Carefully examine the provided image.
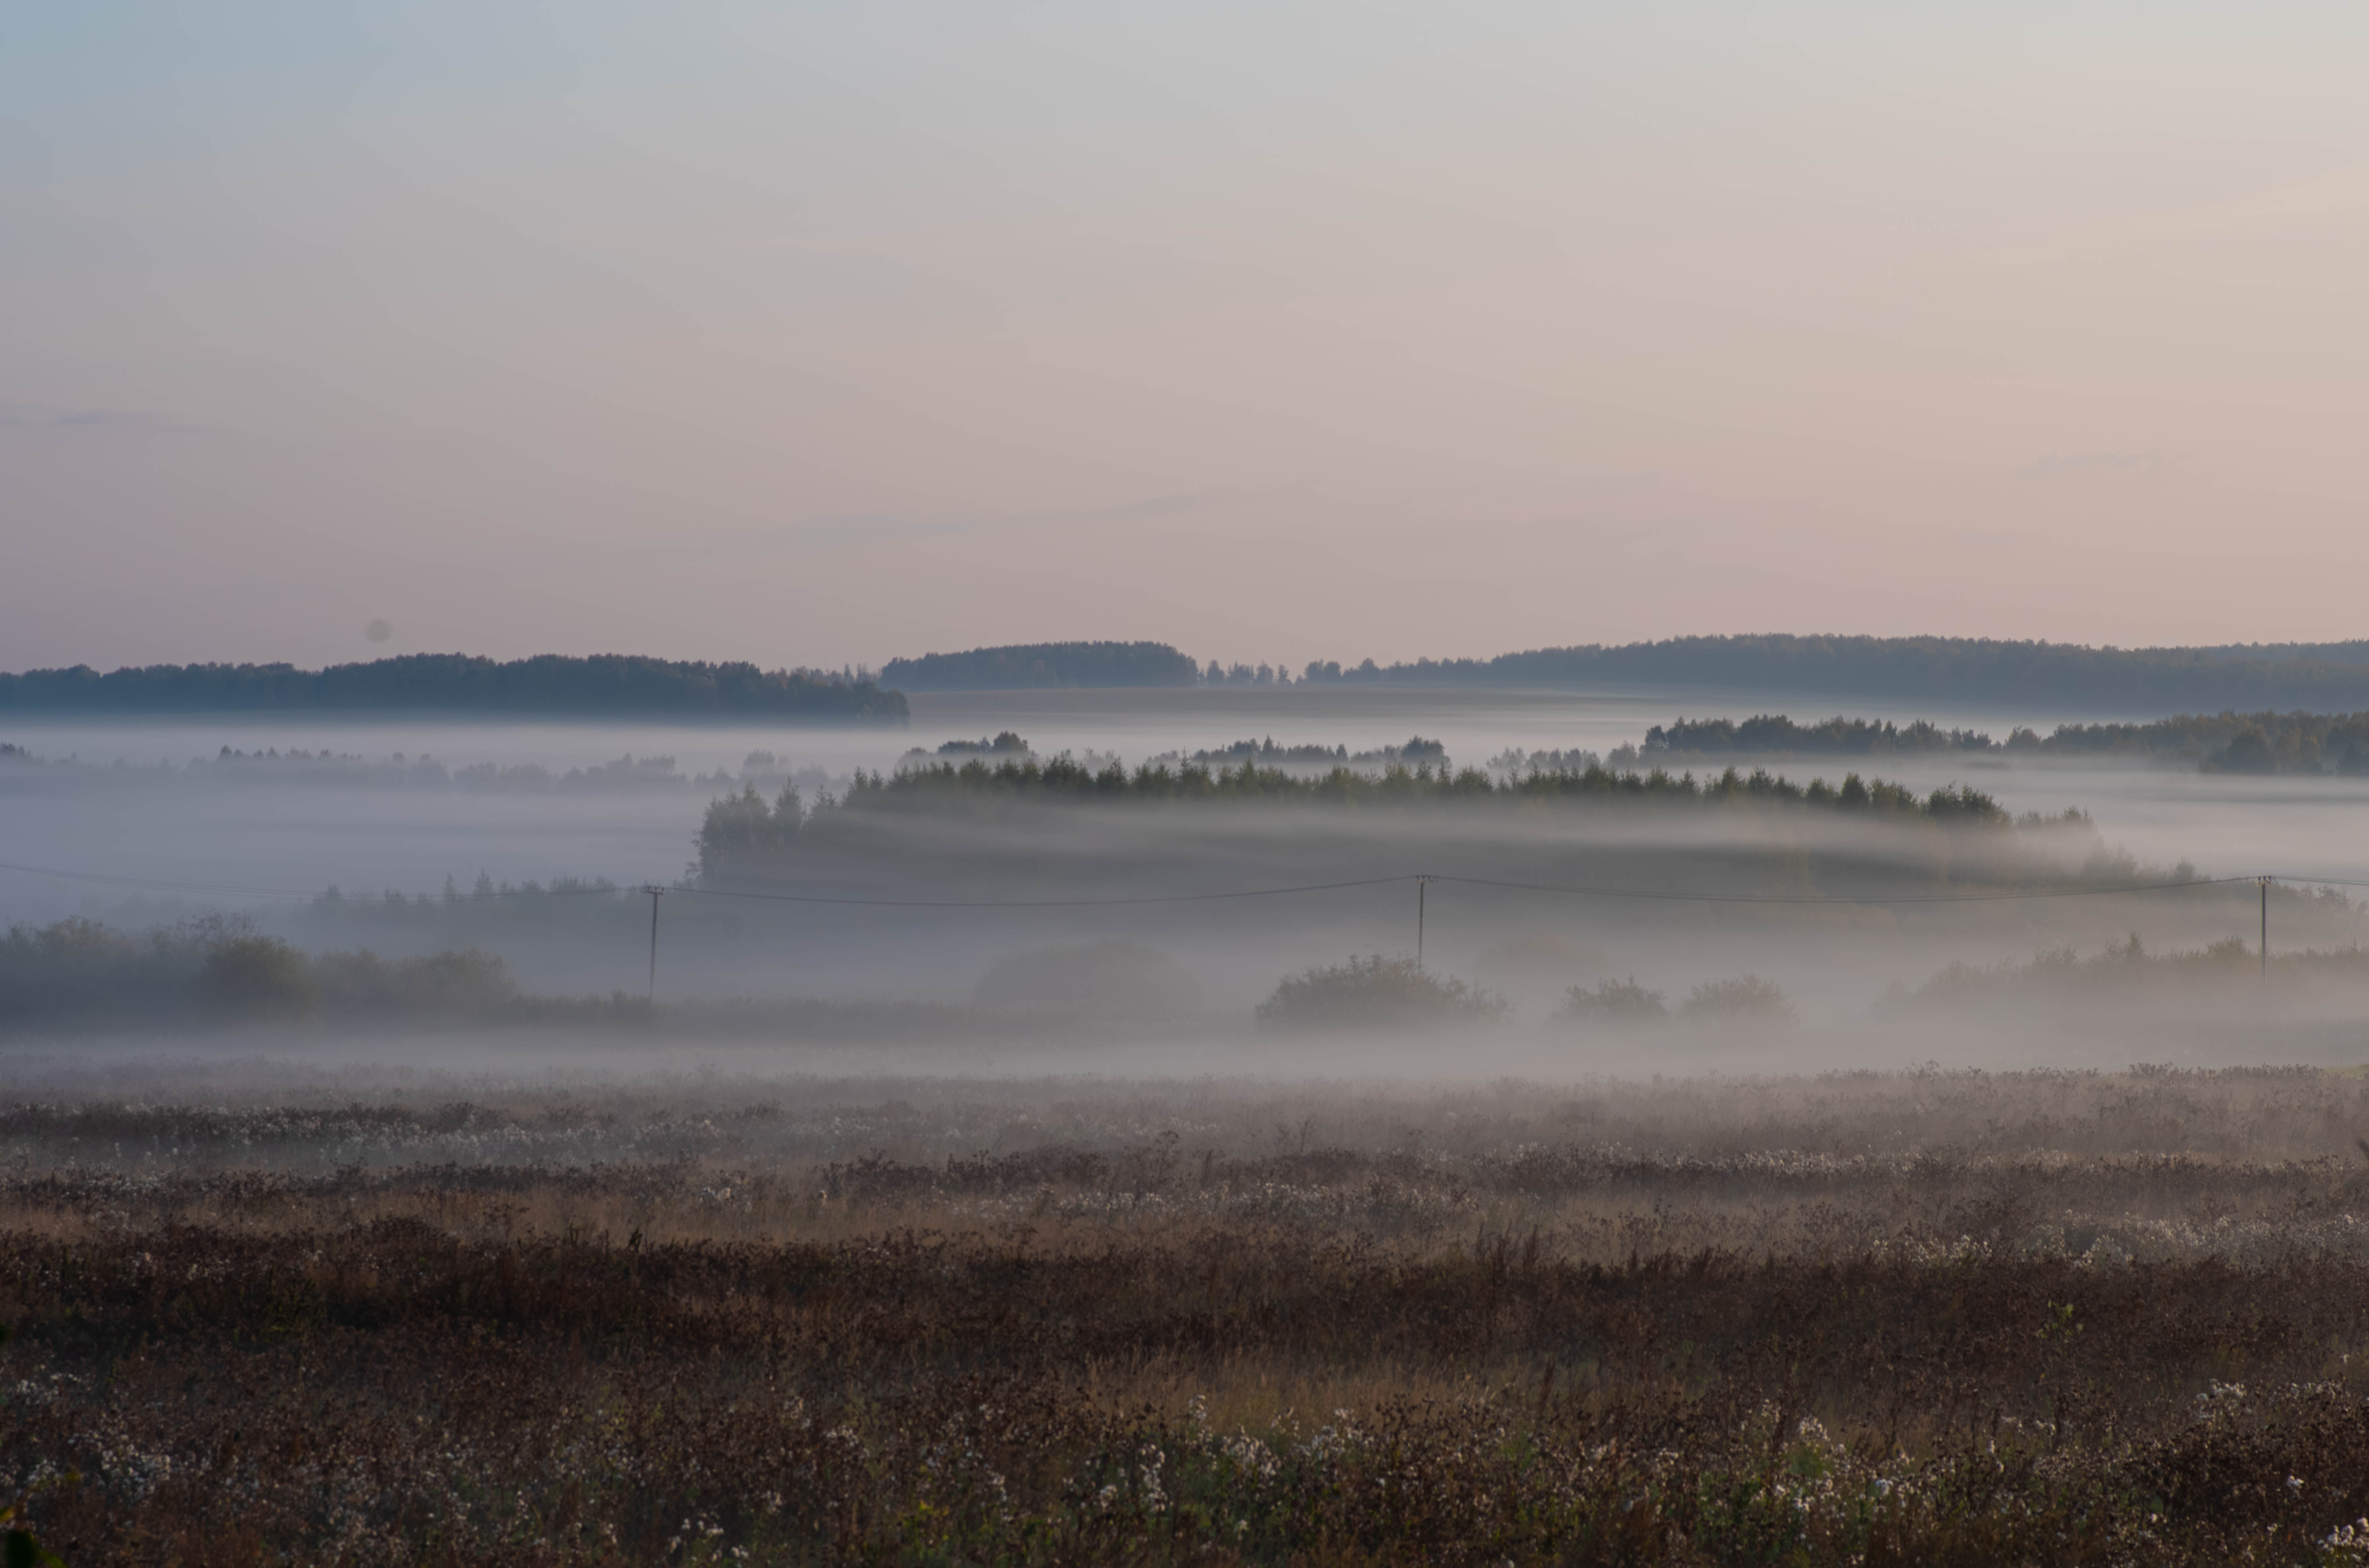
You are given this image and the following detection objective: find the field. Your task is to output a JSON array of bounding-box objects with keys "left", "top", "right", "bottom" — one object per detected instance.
[{"left": 9, "top": 1066, "right": 2369, "bottom": 1564}]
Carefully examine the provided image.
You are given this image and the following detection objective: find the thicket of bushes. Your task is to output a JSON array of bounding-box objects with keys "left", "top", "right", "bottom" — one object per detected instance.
[
  {"left": 1256, "top": 955, "right": 1507, "bottom": 1031},
  {"left": 0, "top": 918, "right": 520, "bottom": 1029},
  {"left": 1900, "top": 932, "right": 2369, "bottom": 1007},
  {"left": 1561, "top": 973, "right": 1796, "bottom": 1025},
  {"left": 1253, "top": 959, "right": 1803, "bottom": 1032}
]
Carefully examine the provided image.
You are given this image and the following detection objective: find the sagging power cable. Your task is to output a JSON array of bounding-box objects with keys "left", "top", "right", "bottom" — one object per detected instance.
[
  {"left": 1426, "top": 872, "right": 2263, "bottom": 906},
  {"left": 0, "top": 855, "right": 2331, "bottom": 911}
]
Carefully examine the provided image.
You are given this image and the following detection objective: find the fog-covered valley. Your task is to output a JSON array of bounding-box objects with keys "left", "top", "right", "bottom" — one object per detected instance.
[{"left": 8, "top": 687, "right": 2369, "bottom": 1075}]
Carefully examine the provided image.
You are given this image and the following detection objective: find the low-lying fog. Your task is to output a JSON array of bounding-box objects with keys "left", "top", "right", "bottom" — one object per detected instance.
[
  {"left": 9, "top": 684, "right": 2369, "bottom": 1075},
  {"left": 12, "top": 686, "right": 2369, "bottom": 906}
]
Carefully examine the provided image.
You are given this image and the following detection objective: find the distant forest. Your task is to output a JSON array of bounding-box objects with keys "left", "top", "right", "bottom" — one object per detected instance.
[
  {"left": 1293, "top": 635, "right": 2369, "bottom": 708},
  {"left": 1173, "top": 736, "right": 1450, "bottom": 767},
  {"left": 831, "top": 756, "right": 2017, "bottom": 818},
  {"left": 0, "top": 654, "right": 907, "bottom": 720},
  {"left": 1644, "top": 716, "right": 1996, "bottom": 757},
  {"left": 876, "top": 633, "right": 2369, "bottom": 707},
  {"left": 879, "top": 642, "right": 1200, "bottom": 691},
  {"left": 695, "top": 755, "right": 2053, "bottom": 880},
  {"left": 1640, "top": 709, "right": 2369, "bottom": 774},
  {"left": 2032, "top": 711, "right": 2369, "bottom": 774}
]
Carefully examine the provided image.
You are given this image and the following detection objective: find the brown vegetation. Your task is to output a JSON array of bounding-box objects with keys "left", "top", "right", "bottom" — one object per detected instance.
[{"left": 8, "top": 1068, "right": 2369, "bottom": 1562}]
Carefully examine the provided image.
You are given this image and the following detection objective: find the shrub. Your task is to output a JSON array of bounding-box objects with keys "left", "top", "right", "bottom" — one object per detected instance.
[
  {"left": 1559, "top": 976, "right": 1669, "bottom": 1024},
  {"left": 1256, "top": 955, "right": 1507, "bottom": 1031},
  {"left": 1679, "top": 974, "right": 1796, "bottom": 1023},
  {"left": 0, "top": 918, "right": 518, "bottom": 1031},
  {"left": 198, "top": 935, "right": 316, "bottom": 1018}
]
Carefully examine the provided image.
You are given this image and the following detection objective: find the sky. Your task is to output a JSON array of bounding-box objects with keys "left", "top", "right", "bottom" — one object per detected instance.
[{"left": 5, "top": 1, "right": 2369, "bottom": 674}]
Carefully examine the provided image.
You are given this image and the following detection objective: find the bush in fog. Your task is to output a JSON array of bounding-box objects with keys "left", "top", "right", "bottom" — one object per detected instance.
[
  {"left": 0, "top": 918, "right": 518, "bottom": 1030},
  {"left": 1558, "top": 976, "right": 1670, "bottom": 1024},
  {"left": 310, "top": 948, "right": 517, "bottom": 1015},
  {"left": 1901, "top": 933, "right": 2369, "bottom": 1007},
  {"left": 1678, "top": 974, "right": 1795, "bottom": 1023},
  {"left": 1256, "top": 955, "right": 1507, "bottom": 1031},
  {"left": 197, "top": 935, "right": 317, "bottom": 1018}
]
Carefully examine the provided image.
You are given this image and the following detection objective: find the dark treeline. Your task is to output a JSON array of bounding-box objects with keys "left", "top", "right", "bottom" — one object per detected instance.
[
  {"left": 0, "top": 653, "right": 907, "bottom": 719},
  {"left": 695, "top": 755, "right": 2055, "bottom": 882},
  {"left": 1900, "top": 931, "right": 2369, "bottom": 1009},
  {"left": 1175, "top": 735, "right": 1449, "bottom": 767},
  {"left": 837, "top": 755, "right": 2015, "bottom": 818},
  {"left": 1645, "top": 715, "right": 1995, "bottom": 756},
  {"left": 0, "top": 916, "right": 1149, "bottom": 1040},
  {"left": 1294, "top": 634, "right": 2369, "bottom": 707},
  {"left": 2034, "top": 709, "right": 2369, "bottom": 774},
  {"left": 0, "top": 744, "right": 760, "bottom": 794},
  {"left": 2187, "top": 640, "right": 2369, "bottom": 667},
  {"left": 1641, "top": 709, "right": 2369, "bottom": 774},
  {"left": 0, "top": 916, "right": 528, "bottom": 1030},
  {"left": 880, "top": 641, "right": 1201, "bottom": 690}
]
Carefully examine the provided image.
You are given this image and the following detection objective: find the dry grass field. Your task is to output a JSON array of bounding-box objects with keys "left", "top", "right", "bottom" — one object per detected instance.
[{"left": 9, "top": 1066, "right": 2369, "bottom": 1563}]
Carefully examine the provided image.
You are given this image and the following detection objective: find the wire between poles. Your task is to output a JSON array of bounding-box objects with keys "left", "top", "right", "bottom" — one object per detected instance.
[
  {"left": 680, "top": 875, "right": 1423, "bottom": 909},
  {"left": 0, "top": 858, "right": 2350, "bottom": 912},
  {"left": 1425, "top": 872, "right": 2264, "bottom": 907}
]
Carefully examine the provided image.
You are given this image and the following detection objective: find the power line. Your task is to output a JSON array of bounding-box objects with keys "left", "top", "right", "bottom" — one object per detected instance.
[
  {"left": 0, "top": 859, "right": 622, "bottom": 903},
  {"left": 0, "top": 855, "right": 2330, "bottom": 911},
  {"left": 0, "top": 859, "right": 324, "bottom": 903},
  {"left": 1425, "top": 872, "right": 2264, "bottom": 906},
  {"left": 680, "top": 875, "right": 1421, "bottom": 909},
  {"left": 10, "top": 855, "right": 2349, "bottom": 1001}
]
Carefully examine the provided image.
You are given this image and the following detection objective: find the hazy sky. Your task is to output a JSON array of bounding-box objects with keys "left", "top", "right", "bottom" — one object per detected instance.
[{"left": 6, "top": 2, "right": 2369, "bottom": 672}]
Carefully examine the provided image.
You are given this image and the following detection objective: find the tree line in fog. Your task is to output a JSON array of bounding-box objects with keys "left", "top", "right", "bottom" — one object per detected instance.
[
  {"left": 1290, "top": 634, "right": 2369, "bottom": 708},
  {"left": 1643, "top": 709, "right": 2369, "bottom": 774},
  {"left": 848, "top": 635, "right": 2369, "bottom": 707},
  {"left": 26, "top": 638, "right": 2369, "bottom": 713},
  {"left": 694, "top": 753, "right": 2070, "bottom": 883},
  {"left": 0, "top": 653, "right": 906, "bottom": 719}
]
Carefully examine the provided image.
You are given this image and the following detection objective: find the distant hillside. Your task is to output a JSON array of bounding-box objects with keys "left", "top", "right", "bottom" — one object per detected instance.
[
  {"left": 880, "top": 641, "right": 1201, "bottom": 691},
  {"left": 1298, "top": 635, "right": 2369, "bottom": 709},
  {"left": 1632, "top": 708, "right": 2369, "bottom": 774},
  {"left": 0, "top": 654, "right": 908, "bottom": 721}
]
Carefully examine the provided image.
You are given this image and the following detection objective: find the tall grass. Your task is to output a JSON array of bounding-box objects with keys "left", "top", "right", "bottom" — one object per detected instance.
[{"left": 6, "top": 1067, "right": 2369, "bottom": 1561}]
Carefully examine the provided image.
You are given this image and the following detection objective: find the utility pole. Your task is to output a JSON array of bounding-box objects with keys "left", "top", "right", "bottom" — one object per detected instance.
[
  {"left": 2260, "top": 875, "right": 2271, "bottom": 980},
  {"left": 644, "top": 885, "right": 665, "bottom": 1001},
  {"left": 1417, "top": 875, "right": 1429, "bottom": 968}
]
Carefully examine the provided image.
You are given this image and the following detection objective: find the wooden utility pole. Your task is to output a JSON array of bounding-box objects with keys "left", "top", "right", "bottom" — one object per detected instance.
[
  {"left": 1417, "top": 876, "right": 1430, "bottom": 968},
  {"left": 2260, "top": 876, "right": 2270, "bottom": 980},
  {"left": 644, "top": 885, "right": 665, "bottom": 1000}
]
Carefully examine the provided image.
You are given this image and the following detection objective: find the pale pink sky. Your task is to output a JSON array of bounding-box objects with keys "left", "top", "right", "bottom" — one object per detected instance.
[{"left": 5, "top": 3, "right": 2368, "bottom": 671}]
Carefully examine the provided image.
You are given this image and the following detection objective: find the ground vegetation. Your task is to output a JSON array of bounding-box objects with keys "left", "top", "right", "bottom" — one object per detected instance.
[{"left": 8, "top": 1069, "right": 2369, "bottom": 1561}]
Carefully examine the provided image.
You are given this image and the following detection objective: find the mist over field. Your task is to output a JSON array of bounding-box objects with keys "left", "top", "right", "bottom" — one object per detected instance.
[
  {"left": 8, "top": 686, "right": 2369, "bottom": 1078},
  {"left": 12, "top": 0, "right": 2369, "bottom": 1551}
]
